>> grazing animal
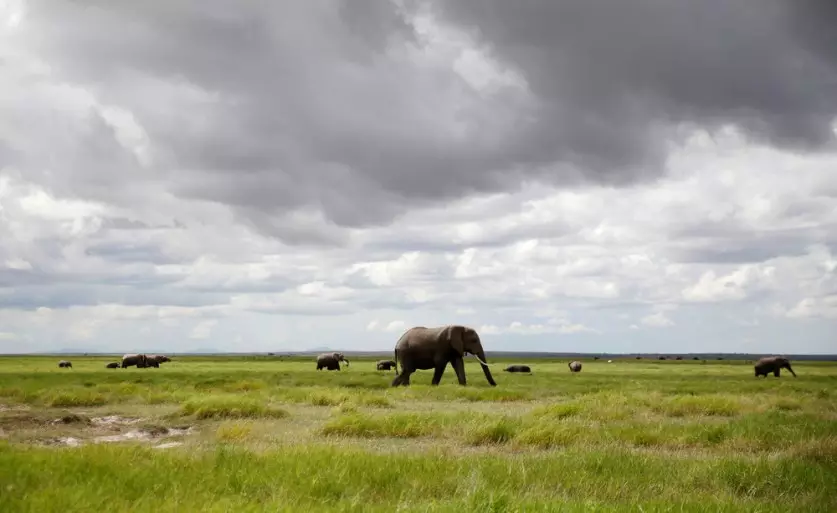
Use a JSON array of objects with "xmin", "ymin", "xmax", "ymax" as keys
[
  {"xmin": 376, "ymin": 360, "xmax": 396, "ymax": 371},
  {"xmin": 121, "ymin": 353, "xmax": 149, "ymax": 368},
  {"xmin": 316, "ymin": 352, "xmax": 349, "ymax": 371},
  {"xmin": 144, "ymin": 354, "xmax": 171, "ymax": 368},
  {"xmin": 391, "ymin": 325, "xmax": 497, "ymax": 387},
  {"xmin": 635, "ymin": 356, "xmax": 642, "ymax": 360},
  {"xmin": 105, "ymin": 362, "xmax": 120, "ymax": 369},
  {"xmin": 754, "ymin": 356, "xmax": 797, "ymax": 378},
  {"xmin": 593, "ymin": 356, "xmax": 600, "ymax": 360},
  {"xmin": 58, "ymin": 360, "xmax": 72, "ymax": 368},
  {"xmin": 658, "ymin": 356, "xmax": 667, "ymax": 360},
  {"xmin": 675, "ymin": 356, "xmax": 682, "ymax": 360},
  {"xmin": 693, "ymin": 357, "xmax": 700, "ymax": 360},
  {"xmin": 504, "ymin": 365, "xmax": 531, "ymax": 373},
  {"xmin": 568, "ymin": 361, "xmax": 582, "ymax": 373}
]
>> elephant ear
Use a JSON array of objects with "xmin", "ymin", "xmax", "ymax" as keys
[{"xmin": 446, "ymin": 325, "xmax": 465, "ymax": 356}]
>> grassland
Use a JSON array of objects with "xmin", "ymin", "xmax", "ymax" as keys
[{"xmin": 1, "ymin": 355, "xmax": 835, "ymax": 512}]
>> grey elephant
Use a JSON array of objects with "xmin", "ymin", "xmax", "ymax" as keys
[
  {"xmin": 754, "ymin": 356, "xmax": 797, "ymax": 378},
  {"xmin": 316, "ymin": 352, "xmax": 349, "ymax": 371},
  {"xmin": 144, "ymin": 354, "xmax": 171, "ymax": 368},
  {"xmin": 58, "ymin": 360, "xmax": 72, "ymax": 368},
  {"xmin": 121, "ymin": 353, "xmax": 149, "ymax": 368},
  {"xmin": 568, "ymin": 361, "xmax": 582, "ymax": 373},
  {"xmin": 391, "ymin": 325, "xmax": 497, "ymax": 387},
  {"xmin": 105, "ymin": 362, "xmax": 120, "ymax": 369},
  {"xmin": 504, "ymin": 364, "xmax": 531, "ymax": 373},
  {"xmin": 376, "ymin": 360, "xmax": 396, "ymax": 371}
]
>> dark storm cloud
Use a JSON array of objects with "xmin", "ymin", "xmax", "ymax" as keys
[
  {"xmin": 429, "ymin": 0, "xmax": 837, "ymax": 148},
  {"xmin": 11, "ymin": 0, "xmax": 837, "ymax": 241}
]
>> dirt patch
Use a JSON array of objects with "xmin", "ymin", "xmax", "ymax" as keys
[
  {"xmin": 51, "ymin": 414, "xmax": 91, "ymax": 426},
  {"xmin": 93, "ymin": 426, "xmax": 193, "ymax": 444},
  {"xmin": 0, "ymin": 404, "xmax": 30, "ymax": 412},
  {"xmin": 153, "ymin": 441, "xmax": 184, "ymax": 449},
  {"xmin": 90, "ymin": 415, "xmax": 143, "ymax": 427}
]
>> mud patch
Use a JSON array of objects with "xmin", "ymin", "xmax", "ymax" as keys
[
  {"xmin": 51, "ymin": 414, "xmax": 91, "ymax": 426},
  {"xmin": 92, "ymin": 426, "xmax": 193, "ymax": 444},
  {"xmin": 90, "ymin": 415, "xmax": 143, "ymax": 427},
  {"xmin": 0, "ymin": 404, "xmax": 31, "ymax": 412}
]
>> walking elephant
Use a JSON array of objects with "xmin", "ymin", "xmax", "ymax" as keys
[
  {"xmin": 105, "ymin": 362, "xmax": 120, "ymax": 369},
  {"xmin": 121, "ymin": 353, "xmax": 149, "ymax": 368},
  {"xmin": 58, "ymin": 360, "xmax": 72, "ymax": 368},
  {"xmin": 568, "ymin": 361, "xmax": 582, "ymax": 373},
  {"xmin": 391, "ymin": 325, "xmax": 497, "ymax": 387},
  {"xmin": 376, "ymin": 360, "xmax": 396, "ymax": 371},
  {"xmin": 145, "ymin": 354, "xmax": 171, "ymax": 368},
  {"xmin": 504, "ymin": 365, "xmax": 531, "ymax": 373},
  {"xmin": 316, "ymin": 352, "xmax": 349, "ymax": 371},
  {"xmin": 754, "ymin": 356, "xmax": 797, "ymax": 378}
]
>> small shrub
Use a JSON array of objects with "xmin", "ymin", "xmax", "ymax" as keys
[
  {"xmin": 320, "ymin": 413, "xmax": 439, "ymax": 439},
  {"xmin": 531, "ymin": 402, "xmax": 583, "ymax": 420}
]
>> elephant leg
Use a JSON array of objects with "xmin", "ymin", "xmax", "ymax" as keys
[
  {"xmin": 392, "ymin": 368, "xmax": 413, "ymax": 387},
  {"xmin": 451, "ymin": 357, "xmax": 467, "ymax": 385},
  {"xmin": 431, "ymin": 361, "xmax": 449, "ymax": 385}
]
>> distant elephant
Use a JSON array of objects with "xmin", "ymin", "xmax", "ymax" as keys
[
  {"xmin": 316, "ymin": 352, "xmax": 349, "ymax": 371},
  {"xmin": 376, "ymin": 360, "xmax": 396, "ymax": 371},
  {"xmin": 504, "ymin": 365, "xmax": 531, "ymax": 373},
  {"xmin": 121, "ymin": 353, "xmax": 149, "ymax": 368},
  {"xmin": 754, "ymin": 356, "xmax": 797, "ymax": 378},
  {"xmin": 568, "ymin": 361, "xmax": 582, "ymax": 373},
  {"xmin": 391, "ymin": 325, "xmax": 497, "ymax": 387},
  {"xmin": 593, "ymin": 356, "xmax": 600, "ymax": 360},
  {"xmin": 675, "ymin": 356, "xmax": 682, "ymax": 360},
  {"xmin": 105, "ymin": 362, "xmax": 120, "ymax": 369},
  {"xmin": 636, "ymin": 356, "xmax": 642, "ymax": 360},
  {"xmin": 658, "ymin": 356, "xmax": 667, "ymax": 360},
  {"xmin": 58, "ymin": 360, "xmax": 72, "ymax": 368},
  {"xmin": 145, "ymin": 354, "xmax": 171, "ymax": 368}
]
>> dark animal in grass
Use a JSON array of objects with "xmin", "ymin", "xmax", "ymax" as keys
[
  {"xmin": 376, "ymin": 360, "xmax": 396, "ymax": 371},
  {"xmin": 693, "ymin": 357, "xmax": 700, "ymax": 360},
  {"xmin": 658, "ymin": 356, "xmax": 667, "ymax": 360},
  {"xmin": 593, "ymin": 356, "xmax": 600, "ymax": 360},
  {"xmin": 316, "ymin": 352, "xmax": 349, "ymax": 371},
  {"xmin": 754, "ymin": 356, "xmax": 797, "ymax": 378},
  {"xmin": 105, "ymin": 362, "xmax": 120, "ymax": 369},
  {"xmin": 391, "ymin": 325, "xmax": 497, "ymax": 387},
  {"xmin": 121, "ymin": 353, "xmax": 149, "ymax": 368},
  {"xmin": 144, "ymin": 354, "xmax": 171, "ymax": 368},
  {"xmin": 675, "ymin": 356, "xmax": 682, "ymax": 360},
  {"xmin": 568, "ymin": 361, "xmax": 582, "ymax": 373},
  {"xmin": 504, "ymin": 365, "xmax": 531, "ymax": 373},
  {"xmin": 58, "ymin": 360, "xmax": 72, "ymax": 368}
]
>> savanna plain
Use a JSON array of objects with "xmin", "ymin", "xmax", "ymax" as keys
[{"xmin": 1, "ymin": 355, "xmax": 836, "ymax": 512}]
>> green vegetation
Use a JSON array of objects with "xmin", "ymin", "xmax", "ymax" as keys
[{"xmin": 1, "ymin": 355, "xmax": 836, "ymax": 512}]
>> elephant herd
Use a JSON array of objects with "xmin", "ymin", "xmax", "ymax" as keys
[
  {"xmin": 316, "ymin": 325, "xmax": 800, "ymax": 386},
  {"xmin": 57, "ymin": 353, "xmax": 172, "ymax": 369},
  {"xmin": 54, "ymin": 324, "xmax": 799, "ymax": 385}
]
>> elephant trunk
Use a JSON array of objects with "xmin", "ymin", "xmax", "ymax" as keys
[
  {"xmin": 473, "ymin": 348, "xmax": 497, "ymax": 387},
  {"xmin": 786, "ymin": 364, "xmax": 796, "ymax": 377},
  {"xmin": 343, "ymin": 359, "xmax": 349, "ymax": 366}
]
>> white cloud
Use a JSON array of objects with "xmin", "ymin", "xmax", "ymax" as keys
[{"xmin": 189, "ymin": 319, "xmax": 218, "ymax": 340}]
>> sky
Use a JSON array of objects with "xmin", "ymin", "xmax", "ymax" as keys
[{"xmin": 1, "ymin": 0, "xmax": 836, "ymax": 355}]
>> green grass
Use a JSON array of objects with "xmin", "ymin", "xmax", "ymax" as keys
[{"xmin": 1, "ymin": 354, "xmax": 836, "ymax": 512}]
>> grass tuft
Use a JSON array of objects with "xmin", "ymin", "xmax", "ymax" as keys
[{"xmin": 180, "ymin": 396, "xmax": 288, "ymax": 420}]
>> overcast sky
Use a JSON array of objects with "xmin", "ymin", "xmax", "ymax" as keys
[{"xmin": 1, "ymin": 0, "xmax": 836, "ymax": 355}]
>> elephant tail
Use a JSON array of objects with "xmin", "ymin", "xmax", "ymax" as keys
[{"xmin": 394, "ymin": 348, "xmax": 399, "ymax": 374}]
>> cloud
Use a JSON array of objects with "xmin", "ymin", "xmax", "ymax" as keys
[{"xmin": 1, "ymin": 1, "xmax": 836, "ymax": 355}]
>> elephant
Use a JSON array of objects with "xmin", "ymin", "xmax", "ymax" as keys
[
  {"xmin": 376, "ymin": 360, "xmax": 396, "ymax": 371},
  {"xmin": 58, "ymin": 360, "xmax": 72, "ymax": 368},
  {"xmin": 121, "ymin": 353, "xmax": 149, "ymax": 368},
  {"xmin": 754, "ymin": 356, "xmax": 797, "ymax": 378},
  {"xmin": 593, "ymin": 356, "xmax": 600, "ymax": 360},
  {"xmin": 316, "ymin": 352, "xmax": 349, "ymax": 371},
  {"xmin": 675, "ymin": 356, "xmax": 683, "ymax": 360},
  {"xmin": 568, "ymin": 361, "xmax": 582, "ymax": 373},
  {"xmin": 693, "ymin": 357, "xmax": 700, "ymax": 360},
  {"xmin": 503, "ymin": 364, "xmax": 531, "ymax": 373},
  {"xmin": 105, "ymin": 362, "xmax": 120, "ymax": 369},
  {"xmin": 658, "ymin": 356, "xmax": 667, "ymax": 360},
  {"xmin": 145, "ymin": 354, "xmax": 171, "ymax": 367},
  {"xmin": 391, "ymin": 325, "xmax": 497, "ymax": 387}
]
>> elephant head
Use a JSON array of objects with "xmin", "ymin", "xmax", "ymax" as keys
[
  {"xmin": 333, "ymin": 352, "xmax": 349, "ymax": 366},
  {"xmin": 444, "ymin": 325, "xmax": 496, "ymax": 386}
]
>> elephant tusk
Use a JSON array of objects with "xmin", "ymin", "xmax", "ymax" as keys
[{"xmin": 470, "ymin": 353, "xmax": 491, "ymax": 367}]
